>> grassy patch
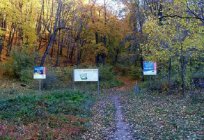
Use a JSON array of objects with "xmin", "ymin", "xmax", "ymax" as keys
[{"xmin": 0, "ymin": 90, "xmax": 94, "ymax": 139}]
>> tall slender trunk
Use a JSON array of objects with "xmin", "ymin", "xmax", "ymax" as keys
[
  {"xmin": 0, "ymin": 37, "xmax": 3, "ymax": 61},
  {"xmin": 76, "ymin": 46, "xmax": 81, "ymax": 66},
  {"xmin": 60, "ymin": 38, "xmax": 63, "ymax": 56},
  {"xmin": 69, "ymin": 46, "xmax": 75, "ymax": 64},
  {"xmin": 50, "ymin": 43, "xmax": 54, "ymax": 57},
  {"xmin": 168, "ymin": 57, "xmax": 172, "ymax": 86},
  {"xmin": 0, "ymin": 15, "xmax": 6, "ymax": 60},
  {"xmin": 140, "ymin": 47, "xmax": 144, "ymax": 81},
  {"xmin": 180, "ymin": 43, "xmax": 185, "ymax": 96},
  {"xmin": 40, "ymin": 0, "xmax": 62, "ymax": 66},
  {"xmin": 55, "ymin": 29, "xmax": 61, "ymax": 66},
  {"xmin": 113, "ymin": 48, "xmax": 119, "ymax": 65},
  {"xmin": 6, "ymin": 24, "xmax": 15, "ymax": 56}
]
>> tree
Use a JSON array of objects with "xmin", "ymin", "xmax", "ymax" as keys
[
  {"xmin": 0, "ymin": 0, "xmax": 40, "ymax": 56},
  {"xmin": 143, "ymin": 9, "xmax": 204, "ymax": 95}
]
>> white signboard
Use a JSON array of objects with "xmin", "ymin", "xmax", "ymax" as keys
[{"xmin": 74, "ymin": 69, "xmax": 99, "ymax": 81}]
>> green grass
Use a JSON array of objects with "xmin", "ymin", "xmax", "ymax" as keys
[
  {"xmin": 0, "ymin": 90, "xmax": 92, "ymax": 122},
  {"xmin": 0, "ymin": 90, "xmax": 94, "ymax": 139}
]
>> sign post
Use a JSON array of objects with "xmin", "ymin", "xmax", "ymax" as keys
[
  {"xmin": 33, "ymin": 66, "xmax": 46, "ymax": 91},
  {"xmin": 143, "ymin": 61, "xmax": 157, "ymax": 87},
  {"xmin": 39, "ymin": 80, "xmax": 42, "ymax": 91},
  {"xmin": 98, "ymin": 80, "xmax": 100, "ymax": 95},
  {"xmin": 73, "ymin": 69, "xmax": 99, "ymax": 95}
]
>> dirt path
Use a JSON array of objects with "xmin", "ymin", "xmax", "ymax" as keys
[
  {"xmin": 82, "ymin": 77, "xmax": 136, "ymax": 140},
  {"xmin": 82, "ymin": 89, "xmax": 134, "ymax": 140},
  {"xmin": 113, "ymin": 96, "xmax": 133, "ymax": 140}
]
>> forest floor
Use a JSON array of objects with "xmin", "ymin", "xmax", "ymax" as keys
[{"xmin": 82, "ymin": 81, "xmax": 204, "ymax": 140}]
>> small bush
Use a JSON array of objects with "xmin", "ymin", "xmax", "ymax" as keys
[
  {"xmin": 114, "ymin": 64, "xmax": 129, "ymax": 76},
  {"xmin": 42, "ymin": 72, "xmax": 58, "ymax": 89},
  {"xmin": 99, "ymin": 65, "xmax": 115, "ymax": 81},
  {"xmin": 49, "ymin": 67, "xmax": 73, "ymax": 82},
  {"xmin": 2, "ymin": 49, "xmax": 34, "ymax": 82},
  {"xmin": 20, "ymin": 69, "xmax": 33, "ymax": 82},
  {"xmin": 129, "ymin": 65, "xmax": 142, "ymax": 80},
  {"xmin": 99, "ymin": 65, "xmax": 123, "ymax": 88},
  {"xmin": 142, "ymin": 79, "xmax": 170, "ymax": 92}
]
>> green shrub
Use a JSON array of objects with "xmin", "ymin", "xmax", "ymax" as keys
[
  {"xmin": 2, "ymin": 49, "xmax": 34, "ymax": 82},
  {"xmin": 42, "ymin": 71, "xmax": 58, "ymax": 89},
  {"xmin": 141, "ymin": 78, "xmax": 170, "ymax": 92},
  {"xmin": 99, "ymin": 65, "xmax": 123, "ymax": 88},
  {"xmin": 114, "ymin": 64, "xmax": 129, "ymax": 76},
  {"xmin": 39, "ymin": 67, "xmax": 73, "ymax": 89},
  {"xmin": 192, "ymin": 71, "xmax": 204, "ymax": 79},
  {"xmin": 49, "ymin": 67, "xmax": 73, "ymax": 82},
  {"xmin": 20, "ymin": 68, "xmax": 33, "ymax": 82},
  {"xmin": 129, "ymin": 65, "xmax": 142, "ymax": 80},
  {"xmin": 99, "ymin": 65, "xmax": 115, "ymax": 81}
]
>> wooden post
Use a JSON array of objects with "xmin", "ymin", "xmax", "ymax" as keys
[{"xmin": 39, "ymin": 80, "xmax": 42, "ymax": 92}]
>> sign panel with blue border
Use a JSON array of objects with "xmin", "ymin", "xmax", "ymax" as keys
[
  {"xmin": 33, "ymin": 67, "xmax": 46, "ymax": 79},
  {"xmin": 143, "ymin": 61, "xmax": 157, "ymax": 75}
]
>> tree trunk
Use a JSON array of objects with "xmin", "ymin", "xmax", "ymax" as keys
[
  {"xmin": 0, "ymin": 37, "xmax": 3, "ymax": 61},
  {"xmin": 69, "ymin": 46, "xmax": 75, "ymax": 64},
  {"xmin": 95, "ymin": 32, "xmax": 99, "ymax": 44},
  {"xmin": 6, "ymin": 24, "xmax": 15, "ymax": 56},
  {"xmin": 168, "ymin": 57, "xmax": 172, "ymax": 86},
  {"xmin": 50, "ymin": 43, "xmax": 54, "ymax": 58},
  {"xmin": 181, "ymin": 56, "xmax": 185, "ymax": 96},
  {"xmin": 180, "ymin": 43, "xmax": 186, "ymax": 96},
  {"xmin": 139, "ymin": 47, "xmax": 144, "ymax": 81},
  {"xmin": 55, "ymin": 29, "xmax": 61, "ymax": 66},
  {"xmin": 40, "ymin": 0, "xmax": 62, "ymax": 66},
  {"xmin": 76, "ymin": 45, "xmax": 81, "ymax": 66},
  {"xmin": 60, "ymin": 39, "xmax": 63, "ymax": 56},
  {"xmin": 113, "ymin": 48, "xmax": 119, "ymax": 65}
]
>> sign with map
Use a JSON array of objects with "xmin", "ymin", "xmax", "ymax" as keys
[
  {"xmin": 33, "ymin": 67, "xmax": 46, "ymax": 79},
  {"xmin": 143, "ymin": 61, "xmax": 157, "ymax": 75},
  {"xmin": 74, "ymin": 69, "xmax": 99, "ymax": 81}
]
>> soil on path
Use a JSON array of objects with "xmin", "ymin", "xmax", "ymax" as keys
[
  {"xmin": 113, "ymin": 96, "xmax": 133, "ymax": 140},
  {"xmin": 82, "ymin": 91, "xmax": 134, "ymax": 140}
]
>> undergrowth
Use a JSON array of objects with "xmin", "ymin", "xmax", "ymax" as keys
[{"xmin": 0, "ymin": 90, "xmax": 94, "ymax": 139}]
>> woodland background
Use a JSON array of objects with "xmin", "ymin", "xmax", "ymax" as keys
[
  {"xmin": 0, "ymin": 0, "xmax": 203, "ymax": 83},
  {"xmin": 0, "ymin": 0, "xmax": 203, "ymax": 94}
]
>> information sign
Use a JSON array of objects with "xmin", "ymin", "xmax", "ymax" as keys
[
  {"xmin": 143, "ymin": 61, "xmax": 157, "ymax": 75},
  {"xmin": 34, "ymin": 67, "xmax": 46, "ymax": 79},
  {"xmin": 74, "ymin": 69, "xmax": 99, "ymax": 81}
]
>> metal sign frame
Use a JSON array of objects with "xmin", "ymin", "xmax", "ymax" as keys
[{"xmin": 34, "ymin": 66, "xmax": 46, "ymax": 92}]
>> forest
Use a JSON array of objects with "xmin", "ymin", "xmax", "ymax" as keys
[{"xmin": 0, "ymin": 0, "xmax": 203, "ymax": 139}]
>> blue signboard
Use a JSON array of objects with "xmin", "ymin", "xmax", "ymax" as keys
[
  {"xmin": 33, "ymin": 67, "xmax": 46, "ymax": 79},
  {"xmin": 143, "ymin": 61, "xmax": 157, "ymax": 75}
]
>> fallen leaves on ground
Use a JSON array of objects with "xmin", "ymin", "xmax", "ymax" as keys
[{"xmin": 120, "ymin": 92, "xmax": 204, "ymax": 139}]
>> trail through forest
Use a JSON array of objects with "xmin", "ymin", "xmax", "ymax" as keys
[
  {"xmin": 82, "ymin": 89, "xmax": 134, "ymax": 140},
  {"xmin": 113, "ymin": 95, "xmax": 133, "ymax": 140},
  {"xmin": 82, "ymin": 78, "xmax": 135, "ymax": 140},
  {"xmin": 82, "ymin": 78, "xmax": 203, "ymax": 139}
]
